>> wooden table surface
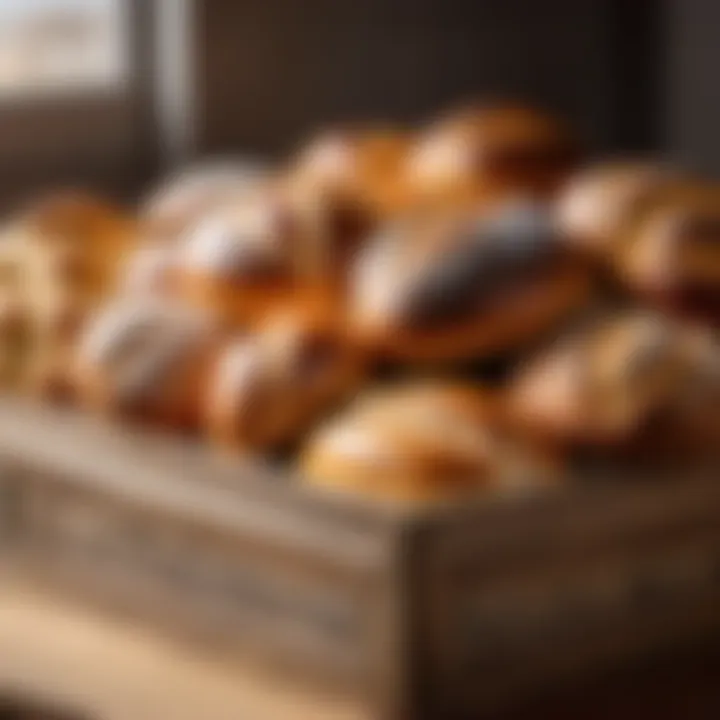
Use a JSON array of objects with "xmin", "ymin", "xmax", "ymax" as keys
[
  {"xmin": 3, "ymin": 580, "xmax": 720, "ymax": 720},
  {"xmin": 0, "ymin": 582, "xmax": 367, "ymax": 720}
]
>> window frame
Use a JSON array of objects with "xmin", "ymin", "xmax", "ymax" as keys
[{"xmin": 0, "ymin": 0, "xmax": 195, "ymax": 205}]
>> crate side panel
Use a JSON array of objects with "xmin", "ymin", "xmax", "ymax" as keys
[
  {"xmin": 413, "ymin": 477, "xmax": 720, "ymax": 717},
  {"xmin": 0, "ymin": 401, "xmax": 409, "ymax": 715}
]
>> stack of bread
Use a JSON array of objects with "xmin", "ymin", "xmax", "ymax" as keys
[{"xmin": 3, "ymin": 102, "xmax": 720, "ymax": 505}]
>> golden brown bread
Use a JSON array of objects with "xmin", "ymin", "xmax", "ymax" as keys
[
  {"xmin": 204, "ymin": 305, "xmax": 367, "ymax": 452},
  {"xmin": 350, "ymin": 200, "xmax": 591, "ymax": 363},
  {"xmin": 140, "ymin": 161, "xmax": 271, "ymax": 243},
  {"xmin": 615, "ymin": 182, "xmax": 720, "ymax": 324},
  {"xmin": 404, "ymin": 103, "xmax": 579, "ymax": 211},
  {"xmin": 279, "ymin": 128, "xmax": 410, "ymax": 293},
  {"xmin": 279, "ymin": 183, "xmax": 374, "ymax": 296},
  {"xmin": 505, "ymin": 310, "xmax": 720, "ymax": 457},
  {"xmin": 172, "ymin": 182, "xmax": 302, "ymax": 328},
  {"xmin": 5, "ymin": 191, "xmax": 135, "ymax": 332},
  {"xmin": 300, "ymin": 382, "xmax": 562, "ymax": 504},
  {"xmin": 288, "ymin": 127, "xmax": 409, "ymax": 218},
  {"xmin": 73, "ymin": 298, "xmax": 220, "ymax": 429},
  {"xmin": 19, "ymin": 188, "xmax": 134, "ymax": 260},
  {"xmin": 172, "ymin": 170, "xmax": 386, "ymax": 327},
  {"xmin": 0, "ymin": 191, "xmax": 138, "ymax": 398},
  {"xmin": 555, "ymin": 161, "xmax": 678, "ymax": 260}
]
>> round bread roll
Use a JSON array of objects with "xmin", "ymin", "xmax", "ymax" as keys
[
  {"xmin": 556, "ymin": 161, "xmax": 678, "ymax": 260},
  {"xmin": 204, "ymin": 305, "xmax": 366, "ymax": 452},
  {"xmin": 14, "ymin": 191, "xmax": 137, "ymax": 297},
  {"xmin": 173, "ymin": 182, "xmax": 303, "ymax": 327},
  {"xmin": 140, "ymin": 160, "xmax": 271, "ymax": 244},
  {"xmin": 505, "ymin": 310, "xmax": 719, "ymax": 455},
  {"xmin": 0, "ymin": 192, "xmax": 137, "ymax": 398},
  {"xmin": 350, "ymin": 199, "xmax": 591, "ymax": 363},
  {"xmin": 73, "ymin": 298, "xmax": 220, "ymax": 429},
  {"xmin": 404, "ymin": 103, "xmax": 579, "ymax": 210},
  {"xmin": 288, "ymin": 127, "xmax": 409, "ymax": 218},
  {"xmin": 300, "ymin": 382, "xmax": 562, "ymax": 504},
  {"xmin": 616, "ymin": 182, "xmax": 720, "ymax": 324},
  {"xmin": 13, "ymin": 192, "xmax": 138, "ymax": 347},
  {"xmin": 282, "ymin": 129, "xmax": 409, "ymax": 292}
]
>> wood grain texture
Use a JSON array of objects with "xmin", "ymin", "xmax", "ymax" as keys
[
  {"xmin": 0, "ymin": 581, "xmax": 366, "ymax": 720},
  {"xmin": 1, "ymin": 399, "xmax": 720, "ymax": 718}
]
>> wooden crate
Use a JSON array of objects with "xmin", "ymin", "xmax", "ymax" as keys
[{"xmin": 1, "ymin": 398, "xmax": 720, "ymax": 719}]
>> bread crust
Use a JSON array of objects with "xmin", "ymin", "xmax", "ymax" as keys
[
  {"xmin": 204, "ymin": 304, "xmax": 367, "ymax": 452},
  {"xmin": 300, "ymin": 382, "xmax": 562, "ymax": 503}
]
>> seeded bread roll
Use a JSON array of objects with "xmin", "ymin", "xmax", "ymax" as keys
[
  {"xmin": 404, "ymin": 103, "xmax": 580, "ymax": 210},
  {"xmin": 300, "ymin": 382, "xmax": 562, "ymax": 504},
  {"xmin": 350, "ymin": 200, "xmax": 591, "ymax": 363},
  {"xmin": 73, "ymin": 298, "xmax": 220, "ymax": 429},
  {"xmin": 204, "ymin": 305, "xmax": 366, "ymax": 452}
]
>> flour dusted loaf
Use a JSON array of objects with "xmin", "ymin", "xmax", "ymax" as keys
[
  {"xmin": 204, "ymin": 304, "xmax": 367, "ymax": 452},
  {"xmin": 350, "ymin": 199, "xmax": 592, "ymax": 363},
  {"xmin": 73, "ymin": 298, "xmax": 220, "ymax": 429}
]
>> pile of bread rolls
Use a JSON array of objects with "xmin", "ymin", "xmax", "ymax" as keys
[{"xmin": 2, "ymin": 101, "xmax": 720, "ymax": 505}]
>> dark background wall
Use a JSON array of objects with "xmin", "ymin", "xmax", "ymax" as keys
[
  {"xmin": 665, "ymin": 0, "xmax": 720, "ymax": 176},
  {"xmin": 6, "ymin": 0, "xmax": 718, "ymax": 204},
  {"xmin": 194, "ymin": 0, "xmax": 664, "ymax": 160}
]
